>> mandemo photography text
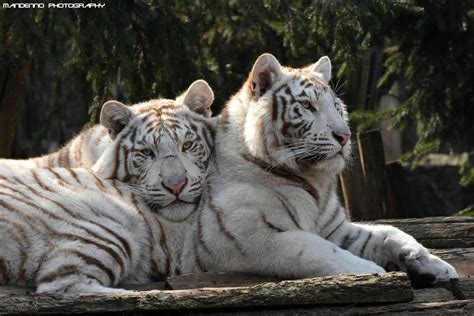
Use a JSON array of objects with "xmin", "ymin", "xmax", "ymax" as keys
[{"xmin": 3, "ymin": 2, "xmax": 105, "ymax": 9}]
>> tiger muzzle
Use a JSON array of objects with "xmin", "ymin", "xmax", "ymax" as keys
[{"xmin": 161, "ymin": 157, "xmax": 187, "ymax": 195}]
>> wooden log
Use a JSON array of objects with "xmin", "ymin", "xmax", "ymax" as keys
[
  {"xmin": 412, "ymin": 288, "xmax": 454, "ymax": 303},
  {"xmin": 430, "ymin": 248, "xmax": 474, "ymax": 277},
  {"xmin": 457, "ymin": 279, "xmax": 474, "ymax": 300},
  {"xmin": 166, "ymin": 272, "xmax": 280, "ymax": 290},
  {"xmin": 375, "ymin": 216, "xmax": 474, "ymax": 224},
  {"xmin": 166, "ymin": 250, "xmax": 473, "ymax": 289},
  {"xmin": 371, "ymin": 217, "xmax": 474, "ymax": 248},
  {"xmin": 122, "ymin": 282, "xmax": 166, "ymax": 291},
  {"xmin": 0, "ymin": 273, "xmax": 413, "ymax": 314},
  {"xmin": 223, "ymin": 300, "xmax": 474, "ymax": 315},
  {"xmin": 340, "ymin": 130, "xmax": 397, "ymax": 220}
]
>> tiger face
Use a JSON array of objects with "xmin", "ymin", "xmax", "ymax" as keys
[
  {"xmin": 93, "ymin": 80, "xmax": 215, "ymax": 212},
  {"xmin": 244, "ymin": 54, "xmax": 351, "ymax": 174}
]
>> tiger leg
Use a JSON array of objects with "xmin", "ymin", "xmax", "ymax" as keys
[
  {"xmin": 200, "ymin": 227, "xmax": 385, "ymax": 278},
  {"xmin": 36, "ymin": 273, "xmax": 126, "ymax": 293},
  {"xmin": 325, "ymin": 220, "xmax": 458, "ymax": 287},
  {"xmin": 35, "ymin": 247, "xmax": 127, "ymax": 293}
]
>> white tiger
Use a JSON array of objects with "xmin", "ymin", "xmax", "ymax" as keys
[
  {"xmin": 0, "ymin": 81, "xmax": 216, "ymax": 293},
  {"xmin": 190, "ymin": 54, "xmax": 458, "ymax": 287}
]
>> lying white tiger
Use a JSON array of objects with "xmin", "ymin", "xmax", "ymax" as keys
[
  {"xmin": 0, "ymin": 80, "xmax": 213, "ymax": 170},
  {"xmin": 0, "ymin": 81, "xmax": 215, "ymax": 293},
  {"xmin": 192, "ymin": 54, "xmax": 458, "ymax": 287}
]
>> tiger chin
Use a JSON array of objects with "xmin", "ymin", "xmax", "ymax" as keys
[
  {"xmin": 0, "ymin": 80, "xmax": 216, "ymax": 293},
  {"xmin": 194, "ymin": 53, "xmax": 458, "ymax": 287}
]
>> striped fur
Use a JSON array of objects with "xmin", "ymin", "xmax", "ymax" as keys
[
  {"xmin": 0, "ymin": 81, "xmax": 216, "ymax": 293},
  {"xmin": 192, "ymin": 54, "xmax": 458, "ymax": 285}
]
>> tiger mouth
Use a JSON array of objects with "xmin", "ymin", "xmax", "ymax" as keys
[
  {"xmin": 296, "ymin": 153, "xmax": 327, "ymax": 164},
  {"xmin": 296, "ymin": 150, "xmax": 347, "ymax": 166}
]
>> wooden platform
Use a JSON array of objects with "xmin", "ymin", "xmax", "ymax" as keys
[{"xmin": 0, "ymin": 216, "xmax": 472, "ymax": 315}]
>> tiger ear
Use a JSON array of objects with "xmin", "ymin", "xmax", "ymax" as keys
[
  {"xmin": 100, "ymin": 101, "xmax": 133, "ymax": 139},
  {"xmin": 251, "ymin": 53, "xmax": 282, "ymax": 95},
  {"xmin": 181, "ymin": 80, "xmax": 214, "ymax": 118},
  {"xmin": 310, "ymin": 56, "xmax": 332, "ymax": 83}
]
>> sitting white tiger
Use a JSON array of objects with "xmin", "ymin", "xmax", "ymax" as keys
[
  {"xmin": 0, "ymin": 81, "xmax": 216, "ymax": 293},
  {"xmin": 0, "ymin": 80, "xmax": 213, "ymax": 170},
  {"xmin": 191, "ymin": 54, "xmax": 458, "ymax": 287}
]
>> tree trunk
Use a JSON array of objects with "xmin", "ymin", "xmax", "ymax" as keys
[{"xmin": 0, "ymin": 58, "xmax": 30, "ymax": 158}]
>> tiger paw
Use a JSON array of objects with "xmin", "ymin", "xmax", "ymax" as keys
[{"xmin": 399, "ymin": 245, "xmax": 458, "ymax": 288}]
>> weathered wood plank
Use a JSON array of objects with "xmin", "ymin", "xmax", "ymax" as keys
[
  {"xmin": 166, "ymin": 272, "xmax": 280, "ymax": 290},
  {"xmin": 0, "ymin": 272, "xmax": 413, "ymax": 314},
  {"xmin": 194, "ymin": 300, "xmax": 474, "ymax": 316},
  {"xmin": 376, "ymin": 216, "xmax": 474, "ymax": 224},
  {"xmin": 122, "ymin": 282, "xmax": 166, "ymax": 291},
  {"xmin": 371, "ymin": 217, "xmax": 474, "ymax": 248},
  {"xmin": 457, "ymin": 278, "xmax": 474, "ymax": 300},
  {"xmin": 412, "ymin": 288, "xmax": 454, "ymax": 303},
  {"xmin": 317, "ymin": 300, "xmax": 474, "ymax": 315},
  {"xmin": 430, "ymin": 248, "xmax": 474, "ymax": 277},
  {"xmin": 166, "ymin": 248, "xmax": 472, "ymax": 291}
]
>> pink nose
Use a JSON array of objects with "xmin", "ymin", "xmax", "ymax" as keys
[
  {"xmin": 332, "ymin": 131, "xmax": 351, "ymax": 146},
  {"xmin": 163, "ymin": 180, "xmax": 187, "ymax": 195}
]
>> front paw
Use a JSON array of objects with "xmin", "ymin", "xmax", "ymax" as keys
[
  {"xmin": 352, "ymin": 260, "xmax": 386, "ymax": 275},
  {"xmin": 399, "ymin": 246, "xmax": 458, "ymax": 288},
  {"xmin": 336, "ymin": 253, "xmax": 386, "ymax": 275}
]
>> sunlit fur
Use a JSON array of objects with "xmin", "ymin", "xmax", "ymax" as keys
[
  {"xmin": 191, "ymin": 54, "xmax": 458, "ymax": 285},
  {"xmin": 0, "ymin": 81, "xmax": 217, "ymax": 293}
]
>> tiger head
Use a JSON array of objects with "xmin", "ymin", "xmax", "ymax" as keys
[
  {"xmin": 92, "ymin": 80, "xmax": 215, "ymax": 214},
  {"xmin": 241, "ymin": 53, "xmax": 351, "ymax": 174}
]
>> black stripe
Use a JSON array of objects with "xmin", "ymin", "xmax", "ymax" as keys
[
  {"xmin": 359, "ymin": 232, "xmax": 372, "ymax": 257},
  {"xmin": 241, "ymin": 154, "xmax": 320, "ymax": 201},
  {"xmin": 274, "ymin": 191, "xmax": 303, "ymax": 230},
  {"xmin": 340, "ymin": 229, "xmax": 361, "ymax": 250},
  {"xmin": 155, "ymin": 217, "xmax": 171, "ymax": 276},
  {"xmin": 197, "ymin": 203, "xmax": 211, "ymax": 254},
  {"xmin": 194, "ymin": 239, "xmax": 207, "ymax": 272},
  {"xmin": 110, "ymin": 141, "xmax": 121, "ymax": 179},
  {"xmin": 0, "ymin": 190, "xmax": 126, "ymax": 275},
  {"xmin": 261, "ymin": 213, "xmax": 285, "ymax": 232},
  {"xmin": 208, "ymin": 198, "xmax": 245, "ymax": 255},
  {"xmin": 325, "ymin": 220, "xmax": 344, "ymax": 239},
  {"xmin": 31, "ymin": 170, "xmax": 53, "ymax": 192},
  {"xmin": 322, "ymin": 205, "xmax": 341, "ymax": 231},
  {"xmin": 63, "ymin": 249, "xmax": 116, "ymax": 284}
]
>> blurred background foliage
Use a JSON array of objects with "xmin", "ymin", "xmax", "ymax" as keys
[{"xmin": 1, "ymin": 0, "xmax": 473, "ymax": 189}]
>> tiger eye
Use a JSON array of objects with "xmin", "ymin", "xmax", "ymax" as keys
[
  {"xmin": 301, "ymin": 101, "xmax": 312, "ymax": 110},
  {"xmin": 140, "ymin": 148, "xmax": 154, "ymax": 157},
  {"xmin": 182, "ymin": 141, "xmax": 193, "ymax": 151}
]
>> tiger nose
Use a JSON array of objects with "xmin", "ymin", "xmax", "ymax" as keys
[
  {"xmin": 162, "ymin": 179, "xmax": 187, "ymax": 195},
  {"xmin": 332, "ymin": 131, "xmax": 351, "ymax": 146}
]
